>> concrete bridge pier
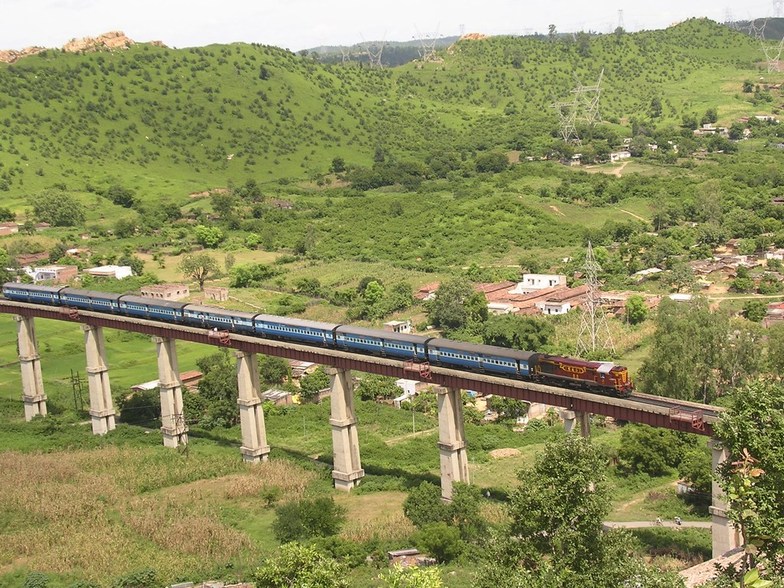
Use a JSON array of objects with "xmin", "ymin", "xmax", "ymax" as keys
[
  {"xmin": 15, "ymin": 315, "xmax": 47, "ymax": 421},
  {"xmin": 82, "ymin": 324, "xmax": 116, "ymax": 435},
  {"xmin": 562, "ymin": 409, "xmax": 591, "ymax": 437},
  {"xmin": 709, "ymin": 438, "xmax": 742, "ymax": 557},
  {"xmin": 437, "ymin": 387, "xmax": 470, "ymax": 500},
  {"xmin": 152, "ymin": 336, "xmax": 188, "ymax": 448},
  {"xmin": 327, "ymin": 367, "xmax": 364, "ymax": 491},
  {"xmin": 235, "ymin": 351, "xmax": 270, "ymax": 463}
]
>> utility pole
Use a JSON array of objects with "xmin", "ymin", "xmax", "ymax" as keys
[{"xmin": 576, "ymin": 241, "xmax": 615, "ymax": 357}]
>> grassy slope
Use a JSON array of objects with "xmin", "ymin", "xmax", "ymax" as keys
[{"xmin": 0, "ymin": 19, "xmax": 773, "ymax": 214}]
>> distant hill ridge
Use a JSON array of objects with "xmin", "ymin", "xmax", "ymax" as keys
[{"xmin": 0, "ymin": 31, "xmax": 165, "ymax": 64}]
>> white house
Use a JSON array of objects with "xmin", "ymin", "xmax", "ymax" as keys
[
  {"xmin": 535, "ymin": 300, "xmax": 571, "ymax": 315},
  {"xmin": 487, "ymin": 302, "xmax": 516, "ymax": 315},
  {"xmin": 668, "ymin": 293, "xmax": 693, "ymax": 303},
  {"xmin": 509, "ymin": 274, "xmax": 567, "ymax": 295},
  {"xmin": 85, "ymin": 265, "xmax": 133, "ymax": 280},
  {"xmin": 610, "ymin": 151, "xmax": 631, "ymax": 163},
  {"xmin": 765, "ymin": 249, "xmax": 784, "ymax": 261}
]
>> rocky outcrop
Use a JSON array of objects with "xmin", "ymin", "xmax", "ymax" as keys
[
  {"xmin": 0, "ymin": 47, "xmax": 47, "ymax": 64},
  {"xmin": 0, "ymin": 31, "xmax": 167, "ymax": 64},
  {"xmin": 62, "ymin": 31, "xmax": 134, "ymax": 53}
]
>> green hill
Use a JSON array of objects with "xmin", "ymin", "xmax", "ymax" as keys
[{"xmin": 0, "ymin": 18, "xmax": 777, "ymax": 209}]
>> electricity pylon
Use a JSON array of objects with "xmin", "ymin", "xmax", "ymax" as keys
[{"xmin": 576, "ymin": 241, "xmax": 615, "ymax": 357}]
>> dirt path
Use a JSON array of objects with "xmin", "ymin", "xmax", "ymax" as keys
[
  {"xmin": 548, "ymin": 205, "xmax": 566, "ymax": 217},
  {"xmin": 610, "ymin": 160, "xmax": 630, "ymax": 177},
  {"xmin": 618, "ymin": 208, "xmax": 647, "ymax": 222},
  {"xmin": 384, "ymin": 427, "xmax": 438, "ymax": 446}
]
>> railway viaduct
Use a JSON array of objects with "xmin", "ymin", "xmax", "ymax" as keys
[{"xmin": 0, "ymin": 300, "xmax": 738, "ymax": 557}]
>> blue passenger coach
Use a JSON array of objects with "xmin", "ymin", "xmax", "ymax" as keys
[
  {"xmin": 254, "ymin": 315, "xmax": 338, "ymax": 346},
  {"xmin": 335, "ymin": 325, "xmax": 429, "ymax": 361},
  {"xmin": 3, "ymin": 283, "xmax": 63, "ymax": 305},
  {"xmin": 427, "ymin": 338, "xmax": 534, "ymax": 378},
  {"xmin": 183, "ymin": 305, "xmax": 255, "ymax": 333}
]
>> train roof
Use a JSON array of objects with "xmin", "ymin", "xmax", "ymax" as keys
[
  {"xmin": 538, "ymin": 354, "xmax": 626, "ymax": 372},
  {"xmin": 119, "ymin": 295, "xmax": 188, "ymax": 310},
  {"xmin": 3, "ymin": 282, "xmax": 64, "ymax": 294},
  {"xmin": 183, "ymin": 304, "xmax": 257, "ymax": 321},
  {"xmin": 253, "ymin": 314, "xmax": 340, "ymax": 331},
  {"xmin": 335, "ymin": 324, "xmax": 430, "ymax": 345},
  {"xmin": 428, "ymin": 338, "xmax": 535, "ymax": 361},
  {"xmin": 60, "ymin": 287, "xmax": 123, "ymax": 301}
]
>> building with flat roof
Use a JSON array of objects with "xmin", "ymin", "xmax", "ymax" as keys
[
  {"xmin": 140, "ymin": 283, "xmax": 190, "ymax": 301},
  {"xmin": 28, "ymin": 265, "xmax": 78, "ymax": 284},
  {"xmin": 85, "ymin": 265, "xmax": 133, "ymax": 280}
]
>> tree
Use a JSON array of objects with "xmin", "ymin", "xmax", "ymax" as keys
[
  {"xmin": 482, "ymin": 314, "xmax": 553, "ymax": 351},
  {"xmin": 743, "ymin": 300, "xmax": 767, "ymax": 322},
  {"xmin": 105, "ymin": 184, "xmax": 136, "ymax": 208},
  {"xmin": 329, "ymin": 157, "xmax": 346, "ymax": 173},
  {"xmin": 638, "ymin": 298, "xmax": 729, "ymax": 402},
  {"xmin": 253, "ymin": 543, "xmax": 348, "ymax": 588},
  {"xmin": 665, "ymin": 263, "xmax": 696, "ymax": 293},
  {"xmin": 618, "ymin": 425, "xmax": 688, "ymax": 476},
  {"xmin": 714, "ymin": 381, "xmax": 784, "ymax": 578},
  {"xmin": 508, "ymin": 435, "xmax": 611, "ymax": 571},
  {"xmin": 380, "ymin": 565, "xmax": 443, "ymax": 588},
  {"xmin": 678, "ymin": 447, "xmax": 712, "ymax": 494},
  {"xmin": 475, "ymin": 151, "xmax": 509, "ymax": 173},
  {"xmin": 300, "ymin": 367, "xmax": 329, "ymax": 401},
  {"xmin": 486, "ymin": 396, "xmax": 529, "ymax": 421},
  {"xmin": 625, "ymin": 295, "xmax": 648, "ymax": 325},
  {"xmin": 426, "ymin": 279, "xmax": 476, "ymax": 332},
  {"xmin": 272, "ymin": 497, "xmax": 346, "ymax": 543},
  {"xmin": 194, "ymin": 224, "xmax": 225, "ymax": 248},
  {"xmin": 31, "ymin": 189, "xmax": 85, "ymax": 227},
  {"xmin": 403, "ymin": 482, "xmax": 450, "ymax": 529},
  {"xmin": 260, "ymin": 355, "xmax": 289, "ymax": 384},
  {"xmin": 768, "ymin": 323, "xmax": 784, "ymax": 374},
  {"xmin": 356, "ymin": 374, "xmax": 400, "ymax": 401},
  {"xmin": 413, "ymin": 523, "xmax": 463, "ymax": 563},
  {"xmin": 178, "ymin": 253, "xmax": 219, "ymax": 290}
]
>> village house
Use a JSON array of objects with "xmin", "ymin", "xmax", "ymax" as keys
[
  {"xmin": 204, "ymin": 286, "xmax": 229, "ymax": 302},
  {"xmin": 27, "ymin": 265, "xmax": 78, "ymax": 284},
  {"xmin": 384, "ymin": 319, "xmax": 412, "ymax": 334},
  {"xmin": 609, "ymin": 150, "xmax": 631, "ymax": 163},
  {"xmin": 260, "ymin": 389, "xmax": 293, "ymax": 406},
  {"xmin": 140, "ymin": 283, "xmax": 190, "ymax": 301},
  {"xmin": 509, "ymin": 274, "xmax": 567, "ymax": 294},
  {"xmin": 415, "ymin": 282, "xmax": 440, "ymax": 301},
  {"xmin": 84, "ymin": 265, "xmax": 133, "ymax": 279}
]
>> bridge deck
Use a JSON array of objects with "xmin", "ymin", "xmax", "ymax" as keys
[{"xmin": 0, "ymin": 300, "xmax": 721, "ymax": 435}]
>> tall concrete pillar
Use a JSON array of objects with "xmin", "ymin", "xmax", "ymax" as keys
[
  {"xmin": 82, "ymin": 324, "xmax": 116, "ymax": 435},
  {"xmin": 437, "ymin": 387, "xmax": 470, "ymax": 500},
  {"xmin": 15, "ymin": 315, "xmax": 47, "ymax": 421},
  {"xmin": 236, "ymin": 351, "xmax": 270, "ymax": 463},
  {"xmin": 152, "ymin": 336, "xmax": 188, "ymax": 448},
  {"xmin": 709, "ymin": 438, "xmax": 742, "ymax": 557},
  {"xmin": 561, "ymin": 410, "xmax": 591, "ymax": 438},
  {"xmin": 327, "ymin": 367, "xmax": 364, "ymax": 491}
]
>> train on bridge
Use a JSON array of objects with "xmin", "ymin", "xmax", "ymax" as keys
[{"xmin": 3, "ymin": 283, "xmax": 634, "ymax": 398}]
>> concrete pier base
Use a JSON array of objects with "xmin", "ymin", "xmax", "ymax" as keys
[
  {"xmin": 152, "ymin": 336, "xmax": 188, "ymax": 448},
  {"xmin": 15, "ymin": 315, "xmax": 47, "ymax": 421},
  {"xmin": 82, "ymin": 324, "xmax": 116, "ymax": 435},
  {"xmin": 327, "ymin": 367, "xmax": 364, "ymax": 490},
  {"xmin": 709, "ymin": 439, "xmax": 742, "ymax": 557},
  {"xmin": 437, "ymin": 387, "xmax": 470, "ymax": 501},
  {"xmin": 236, "ymin": 351, "xmax": 270, "ymax": 463},
  {"xmin": 562, "ymin": 409, "xmax": 591, "ymax": 438}
]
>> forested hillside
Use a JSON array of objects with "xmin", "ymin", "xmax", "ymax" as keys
[{"xmin": 0, "ymin": 18, "xmax": 771, "ymax": 204}]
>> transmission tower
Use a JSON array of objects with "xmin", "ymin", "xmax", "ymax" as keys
[
  {"xmin": 572, "ymin": 68, "xmax": 604, "ymax": 126},
  {"xmin": 340, "ymin": 47, "xmax": 352, "ymax": 63},
  {"xmin": 361, "ymin": 39, "xmax": 385, "ymax": 68},
  {"xmin": 576, "ymin": 241, "xmax": 615, "ymax": 357},
  {"xmin": 749, "ymin": 18, "xmax": 784, "ymax": 72},
  {"xmin": 552, "ymin": 99, "xmax": 580, "ymax": 143},
  {"xmin": 617, "ymin": 9, "xmax": 625, "ymax": 31},
  {"xmin": 775, "ymin": 0, "xmax": 784, "ymax": 17},
  {"xmin": 415, "ymin": 26, "xmax": 440, "ymax": 62}
]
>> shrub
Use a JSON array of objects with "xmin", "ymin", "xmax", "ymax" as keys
[
  {"xmin": 272, "ymin": 496, "xmax": 347, "ymax": 542},
  {"xmin": 413, "ymin": 522, "xmax": 464, "ymax": 563}
]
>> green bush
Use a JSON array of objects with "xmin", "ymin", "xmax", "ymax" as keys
[
  {"xmin": 273, "ymin": 496, "xmax": 347, "ymax": 543},
  {"xmin": 413, "ymin": 522, "xmax": 464, "ymax": 563}
]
